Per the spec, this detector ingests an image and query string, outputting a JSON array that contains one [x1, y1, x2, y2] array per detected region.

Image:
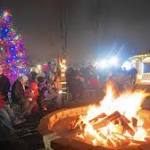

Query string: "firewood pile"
[[49, 110, 150, 150], [38, 107, 150, 150], [75, 110, 149, 148]]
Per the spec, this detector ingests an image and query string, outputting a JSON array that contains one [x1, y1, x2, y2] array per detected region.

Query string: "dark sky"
[[1, 0, 150, 65]]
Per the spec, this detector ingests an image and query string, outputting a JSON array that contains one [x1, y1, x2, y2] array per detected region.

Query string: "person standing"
[[0, 65, 10, 102], [11, 75, 28, 106]]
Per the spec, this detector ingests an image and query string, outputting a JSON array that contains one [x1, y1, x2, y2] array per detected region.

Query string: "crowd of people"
[[0, 65, 62, 135], [0, 62, 138, 149], [66, 65, 101, 100], [66, 65, 138, 100]]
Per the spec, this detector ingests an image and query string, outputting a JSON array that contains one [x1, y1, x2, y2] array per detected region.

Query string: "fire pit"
[[38, 84, 150, 150]]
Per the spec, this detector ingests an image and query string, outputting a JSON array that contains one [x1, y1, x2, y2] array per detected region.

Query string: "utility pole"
[[59, 0, 69, 59], [58, 0, 71, 102]]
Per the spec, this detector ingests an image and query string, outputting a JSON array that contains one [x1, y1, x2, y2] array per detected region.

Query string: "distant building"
[[129, 54, 150, 84]]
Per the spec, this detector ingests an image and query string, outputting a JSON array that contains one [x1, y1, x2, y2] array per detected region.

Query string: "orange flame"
[[76, 83, 149, 148]]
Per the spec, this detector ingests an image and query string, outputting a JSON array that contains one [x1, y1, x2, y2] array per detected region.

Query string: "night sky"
[[1, 0, 150, 65]]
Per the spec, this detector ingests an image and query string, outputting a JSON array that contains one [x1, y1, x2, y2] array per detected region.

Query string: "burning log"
[[120, 114, 130, 123], [96, 131, 107, 141], [93, 111, 121, 129], [98, 132, 131, 148], [113, 133, 131, 146], [132, 117, 137, 127], [89, 113, 107, 124], [106, 138, 115, 148], [108, 135, 125, 148], [113, 134, 130, 146], [81, 111, 135, 136], [114, 133, 145, 146], [89, 111, 135, 137], [107, 136, 121, 148], [119, 116, 135, 136], [74, 113, 107, 132]]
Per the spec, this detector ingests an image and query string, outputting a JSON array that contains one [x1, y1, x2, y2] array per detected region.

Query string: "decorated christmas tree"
[[0, 10, 28, 81]]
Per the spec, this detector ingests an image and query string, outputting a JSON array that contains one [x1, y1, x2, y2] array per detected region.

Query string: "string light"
[[3, 11, 9, 18], [0, 9, 28, 81]]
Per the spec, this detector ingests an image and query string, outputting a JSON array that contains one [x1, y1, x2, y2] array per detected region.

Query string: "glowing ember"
[[75, 83, 150, 148]]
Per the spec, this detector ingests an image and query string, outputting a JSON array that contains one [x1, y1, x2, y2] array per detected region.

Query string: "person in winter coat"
[[0, 65, 10, 102], [27, 71, 39, 113], [11, 75, 36, 116], [0, 93, 24, 129], [11, 75, 28, 106]]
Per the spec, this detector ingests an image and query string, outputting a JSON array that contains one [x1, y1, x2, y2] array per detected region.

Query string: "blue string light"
[[0, 9, 28, 81]]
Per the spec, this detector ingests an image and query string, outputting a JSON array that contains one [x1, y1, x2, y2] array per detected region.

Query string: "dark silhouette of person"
[[0, 65, 10, 102]]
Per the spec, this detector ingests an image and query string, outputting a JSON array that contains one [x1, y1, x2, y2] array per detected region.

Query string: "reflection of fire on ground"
[[38, 82, 150, 150]]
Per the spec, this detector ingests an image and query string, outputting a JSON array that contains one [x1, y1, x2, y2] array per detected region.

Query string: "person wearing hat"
[[11, 75, 28, 105], [11, 75, 29, 116]]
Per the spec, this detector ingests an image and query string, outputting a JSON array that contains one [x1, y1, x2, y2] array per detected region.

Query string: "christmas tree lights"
[[0, 9, 28, 81]]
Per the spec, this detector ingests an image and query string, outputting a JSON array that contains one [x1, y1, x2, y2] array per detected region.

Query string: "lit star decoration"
[[0, 10, 28, 81]]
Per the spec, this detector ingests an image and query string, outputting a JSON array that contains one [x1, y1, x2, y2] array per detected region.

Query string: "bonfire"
[[38, 82, 150, 150], [74, 84, 150, 148]]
